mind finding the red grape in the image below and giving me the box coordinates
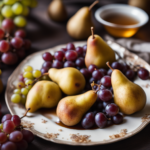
[42,61,52,69]
[75,47,83,56]
[75,57,85,68]
[0,132,7,143]
[60,48,67,53]
[1,114,12,123]
[16,48,26,59]
[42,52,53,62]
[18,74,24,82]
[112,113,123,124]
[88,64,98,74]
[2,19,15,32]
[15,29,26,39]
[9,131,23,142]
[41,67,49,74]
[99,68,107,76]
[22,129,34,143]
[92,70,104,80]
[125,69,135,80]
[82,45,87,53]
[80,68,91,80]
[3,120,15,134]
[23,39,31,50]
[52,60,63,69]
[138,68,149,80]
[54,51,65,61]
[105,103,119,116]
[15,140,28,150]
[101,76,111,88]
[11,115,21,126]
[11,37,23,49]
[95,113,107,128]
[111,62,123,71]
[102,99,114,108]
[89,77,97,84]
[0,29,4,39]
[65,50,78,61]
[0,40,10,53]
[66,43,75,50]
[122,63,130,73]
[64,61,75,68]
[98,89,112,101]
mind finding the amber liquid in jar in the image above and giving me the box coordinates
[102,13,139,37]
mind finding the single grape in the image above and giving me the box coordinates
[105,103,119,116]
[23,72,33,79]
[95,113,107,128]
[14,16,27,27]
[21,88,29,95]
[1,141,16,150]
[0,132,7,143]
[60,48,67,53]
[99,68,107,76]
[64,61,76,68]
[42,61,52,69]
[22,6,29,16]
[12,2,23,15]
[23,39,31,50]
[42,52,53,62]
[82,45,87,53]
[3,120,15,134]
[80,68,91,80]
[3,0,18,5]
[126,69,135,80]
[1,5,14,18]
[41,67,49,74]
[92,70,104,80]
[24,65,33,72]
[25,79,33,85]
[9,131,23,142]
[138,68,149,80]
[66,43,75,50]
[15,140,28,150]
[1,114,12,123]
[22,129,34,143]
[111,62,123,71]
[41,75,50,80]
[88,64,98,74]
[33,70,41,78]
[17,82,25,89]
[14,89,21,94]
[122,63,130,73]
[54,51,65,61]
[98,89,112,101]
[15,29,26,38]
[65,50,78,61]
[2,19,15,32]
[11,115,21,126]
[11,94,21,103]
[112,113,123,124]
[101,76,111,88]
[52,60,63,69]
[107,69,112,76]
[102,99,114,108]
[0,29,4,39]
[16,48,26,59]
[76,47,83,56]
[11,37,23,49]
[20,95,26,105]
[75,57,85,68]
[0,40,10,53]
[81,112,95,129]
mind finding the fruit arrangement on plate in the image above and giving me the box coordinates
[10,27,148,130]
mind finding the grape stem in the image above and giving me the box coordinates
[91,27,95,39]
[106,62,114,71]
[91,82,101,93]
[20,108,31,119]
[89,0,99,11]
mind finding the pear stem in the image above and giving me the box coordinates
[91,27,95,39]
[106,62,114,71]
[89,0,99,11]
[20,108,31,119]
[91,81,101,93]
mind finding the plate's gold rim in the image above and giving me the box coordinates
[5,41,150,146]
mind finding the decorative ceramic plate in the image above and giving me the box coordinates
[5,41,150,146]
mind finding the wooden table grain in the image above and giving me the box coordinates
[1,0,150,149]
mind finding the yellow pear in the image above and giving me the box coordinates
[85,27,116,68]
[107,62,146,115]
[26,81,62,113]
[48,67,85,95]
[66,1,98,40]
[57,90,97,126]
[48,0,67,22]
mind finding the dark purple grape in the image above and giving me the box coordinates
[95,113,107,128]
[9,131,23,142]
[76,47,83,56]
[101,76,111,88]
[138,68,149,80]
[65,50,78,61]
[92,70,104,80]
[103,99,114,108]
[98,89,112,101]
[2,114,12,123]
[80,68,91,80]
[66,43,75,50]
[122,63,130,73]
[88,64,98,74]
[107,69,112,76]
[112,113,123,124]
[60,48,67,53]
[99,68,107,76]
[42,61,52,69]
[64,61,76,68]
[81,112,95,129]
[54,51,65,61]
[126,69,135,80]
[82,45,87,53]
[15,140,28,150]
[2,19,15,32]
[11,115,21,126]
[11,37,23,49]
[15,29,26,38]
[18,74,24,82]
[1,141,16,150]
[22,129,34,143]
[89,77,97,84]
[40,67,49,74]
[111,62,123,71]
[105,103,119,116]
[42,52,53,62]
[52,60,63,69]
[75,57,85,68]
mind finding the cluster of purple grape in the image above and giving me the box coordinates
[0,113,34,150]
[0,18,31,65]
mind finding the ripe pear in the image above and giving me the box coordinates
[26,81,62,113]
[107,62,146,115]
[66,1,99,40]
[85,27,116,68]
[57,90,97,126]
[48,0,67,22]
[48,67,85,95]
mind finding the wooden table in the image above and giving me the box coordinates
[1,0,150,149]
